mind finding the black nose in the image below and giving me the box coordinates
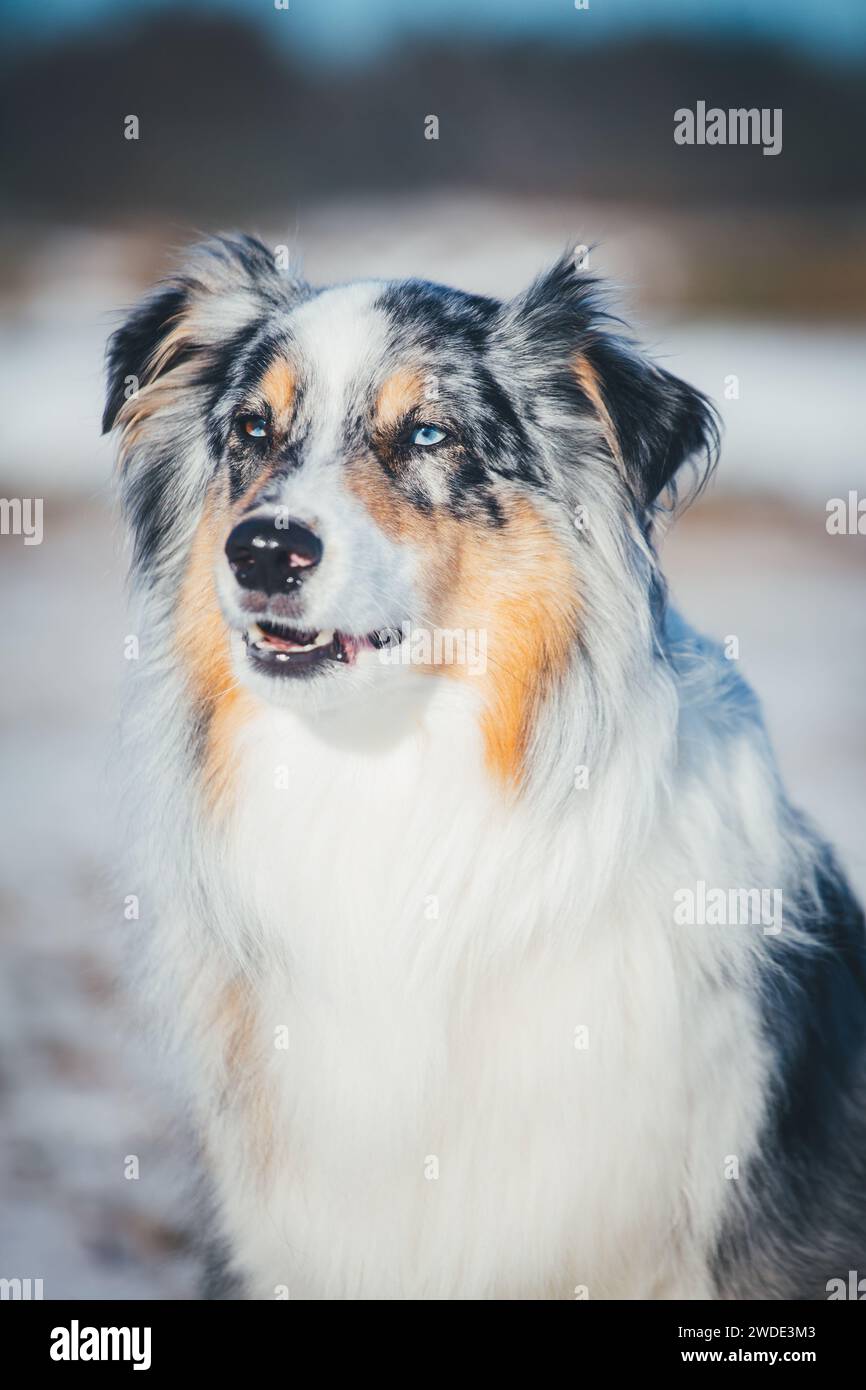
[225,516,323,594]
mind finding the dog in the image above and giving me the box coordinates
[104,235,866,1300]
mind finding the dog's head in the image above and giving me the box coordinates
[104,236,716,782]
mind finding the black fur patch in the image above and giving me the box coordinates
[513,254,720,507]
[102,284,189,434]
[583,339,719,507]
[714,847,866,1298]
[377,279,500,356]
[123,444,187,578]
[372,279,543,516]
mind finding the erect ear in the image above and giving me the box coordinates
[507,254,719,508]
[102,233,302,435]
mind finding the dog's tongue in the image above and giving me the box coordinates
[260,625,320,652]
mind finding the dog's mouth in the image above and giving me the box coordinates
[243,621,350,676]
[243,620,395,678]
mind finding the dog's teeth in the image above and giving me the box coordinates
[246,624,335,656]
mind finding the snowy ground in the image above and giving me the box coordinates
[0,504,201,1299]
[1,206,863,1298]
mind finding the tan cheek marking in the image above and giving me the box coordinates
[374,367,426,431]
[573,352,621,464]
[344,453,433,545]
[175,495,258,814]
[347,454,578,789]
[443,502,579,787]
[344,453,464,627]
[259,357,297,428]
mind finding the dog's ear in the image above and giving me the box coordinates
[102,283,189,434]
[102,234,301,435]
[507,254,719,508]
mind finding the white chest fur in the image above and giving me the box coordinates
[187,683,768,1300]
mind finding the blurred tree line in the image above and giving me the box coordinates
[3,11,865,225]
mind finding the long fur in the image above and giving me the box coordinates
[105,236,866,1300]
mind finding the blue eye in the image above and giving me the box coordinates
[411,424,447,448]
[241,415,268,440]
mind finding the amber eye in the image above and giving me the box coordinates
[238,414,268,440]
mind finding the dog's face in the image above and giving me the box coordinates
[105,236,715,783]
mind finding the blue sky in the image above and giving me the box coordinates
[5,0,866,61]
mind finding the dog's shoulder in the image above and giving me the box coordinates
[717,846,866,1297]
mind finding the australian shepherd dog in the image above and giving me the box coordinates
[104,235,866,1300]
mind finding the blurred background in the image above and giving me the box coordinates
[1,0,864,1298]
